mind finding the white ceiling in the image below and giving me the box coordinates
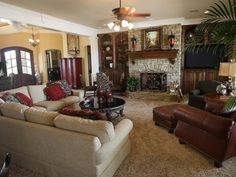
[0,0,220,28]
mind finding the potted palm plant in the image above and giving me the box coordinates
[186,0,236,112]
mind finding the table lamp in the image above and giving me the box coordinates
[218,62,236,96]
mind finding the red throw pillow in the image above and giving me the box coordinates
[94,111,107,121]
[15,92,33,107]
[44,84,66,101]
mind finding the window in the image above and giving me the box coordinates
[4,50,18,76]
[1,47,34,77]
[20,51,32,75]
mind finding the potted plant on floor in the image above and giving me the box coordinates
[127,77,139,92]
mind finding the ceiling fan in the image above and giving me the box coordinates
[107,0,151,31]
[112,0,151,20]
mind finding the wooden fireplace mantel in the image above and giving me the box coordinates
[128,49,178,64]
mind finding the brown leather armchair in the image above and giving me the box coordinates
[173,106,236,167]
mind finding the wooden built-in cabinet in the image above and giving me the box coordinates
[183,69,219,93]
[98,32,128,92]
[59,58,82,89]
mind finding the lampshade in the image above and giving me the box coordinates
[219,62,236,77]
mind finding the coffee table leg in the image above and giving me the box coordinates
[106,112,112,121]
[120,109,124,117]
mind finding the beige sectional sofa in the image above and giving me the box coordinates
[0,85,133,177]
[0,85,83,111]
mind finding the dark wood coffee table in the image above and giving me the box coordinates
[79,97,126,120]
[79,97,125,120]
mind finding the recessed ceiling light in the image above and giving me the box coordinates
[204,10,210,14]
[189,9,199,13]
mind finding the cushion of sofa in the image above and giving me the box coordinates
[15,92,33,107]
[28,85,47,103]
[60,96,80,106]
[32,106,47,111]
[54,114,115,143]
[0,98,4,115]
[0,102,29,120]
[1,92,20,103]
[44,84,66,101]
[0,86,30,98]
[25,108,59,126]
[34,100,66,111]
[0,98,4,104]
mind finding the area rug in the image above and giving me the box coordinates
[1,97,236,177]
[113,98,236,177]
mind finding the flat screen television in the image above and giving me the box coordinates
[184,45,227,69]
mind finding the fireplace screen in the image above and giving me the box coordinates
[140,73,167,91]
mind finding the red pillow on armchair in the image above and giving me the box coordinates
[44,84,66,101]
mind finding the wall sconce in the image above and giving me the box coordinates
[168,32,175,49]
[131,35,137,52]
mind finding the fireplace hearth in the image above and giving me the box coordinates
[140,73,167,91]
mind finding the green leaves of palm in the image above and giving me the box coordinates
[186,0,236,56]
[223,96,236,113]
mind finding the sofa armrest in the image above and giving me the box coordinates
[71,89,84,100]
[189,89,200,96]
[95,119,133,164]
[174,106,233,139]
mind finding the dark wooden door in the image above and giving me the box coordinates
[59,58,82,89]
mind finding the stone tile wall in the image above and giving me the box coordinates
[128,24,182,86]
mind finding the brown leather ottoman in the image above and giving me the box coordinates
[153,104,182,133]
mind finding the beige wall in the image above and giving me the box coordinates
[0,32,90,84]
[37,33,63,83]
[0,32,39,66]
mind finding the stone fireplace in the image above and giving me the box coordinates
[128,24,182,89]
[140,73,167,91]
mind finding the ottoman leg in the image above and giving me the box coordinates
[155,122,160,126]
[168,128,174,134]
[214,161,222,168]
[179,139,186,144]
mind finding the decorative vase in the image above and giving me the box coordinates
[216,84,227,95]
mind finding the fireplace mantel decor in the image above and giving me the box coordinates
[128,49,178,64]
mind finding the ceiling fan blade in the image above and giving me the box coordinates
[128,13,151,17]
[112,7,135,15]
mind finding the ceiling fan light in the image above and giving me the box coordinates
[130,7,136,14]
[107,22,115,29]
[128,23,134,30]
[28,38,34,42]
[121,20,129,27]
[114,25,120,32]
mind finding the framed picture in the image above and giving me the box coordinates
[67,34,80,56]
[144,28,161,50]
